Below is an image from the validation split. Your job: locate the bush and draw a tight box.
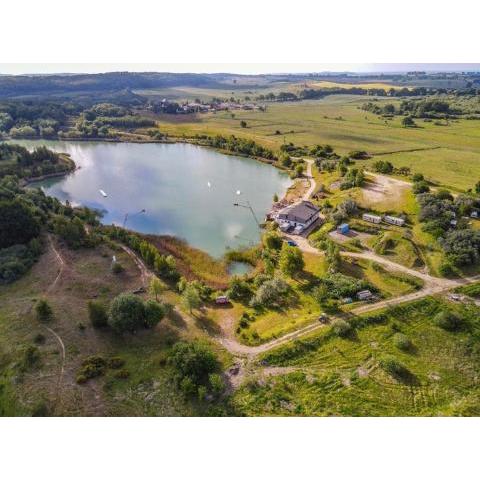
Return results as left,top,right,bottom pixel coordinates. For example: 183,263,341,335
413,181,430,194
108,293,146,333
393,333,413,351
114,369,130,379
227,276,252,301
112,261,124,274
208,373,225,396
78,355,107,380
250,277,290,308
33,333,46,344
35,299,53,322
22,345,41,370
88,300,109,329
331,319,353,338
107,357,125,369
379,355,411,380
144,300,165,328
434,311,463,332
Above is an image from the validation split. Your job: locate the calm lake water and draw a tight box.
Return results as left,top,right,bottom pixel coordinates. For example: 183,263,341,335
17,140,291,257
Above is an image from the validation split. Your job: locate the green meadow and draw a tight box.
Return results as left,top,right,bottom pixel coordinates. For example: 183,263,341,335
155,95,480,191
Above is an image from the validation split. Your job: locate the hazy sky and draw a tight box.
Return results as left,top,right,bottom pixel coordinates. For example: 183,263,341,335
1,63,480,75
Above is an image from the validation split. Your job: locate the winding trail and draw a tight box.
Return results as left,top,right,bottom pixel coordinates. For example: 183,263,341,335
44,325,66,412
44,235,68,413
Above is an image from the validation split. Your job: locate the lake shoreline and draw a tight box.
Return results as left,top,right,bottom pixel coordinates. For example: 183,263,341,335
19,139,293,257
15,135,299,203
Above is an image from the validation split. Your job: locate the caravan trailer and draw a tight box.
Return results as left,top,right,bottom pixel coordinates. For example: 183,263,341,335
362,213,382,224
384,215,405,227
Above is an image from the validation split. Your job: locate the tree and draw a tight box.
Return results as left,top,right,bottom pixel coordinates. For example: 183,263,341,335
144,300,165,328
250,277,290,308
149,276,164,302
168,341,218,396
325,241,341,273
227,276,252,301
240,120,247,128
294,163,304,178
35,299,53,322
53,216,87,249
273,193,279,202
279,243,304,277
108,293,145,333
88,300,108,328
263,231,283,250
373,160,394,174
182,283,202,313
475,181,480,194
402,116,416,127
0,199,40,249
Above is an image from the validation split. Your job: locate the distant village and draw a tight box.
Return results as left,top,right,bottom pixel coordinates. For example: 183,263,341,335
146,98,267,115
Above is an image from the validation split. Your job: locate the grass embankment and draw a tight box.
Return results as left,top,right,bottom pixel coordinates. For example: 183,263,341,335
233,297,480,416
144,234,231,289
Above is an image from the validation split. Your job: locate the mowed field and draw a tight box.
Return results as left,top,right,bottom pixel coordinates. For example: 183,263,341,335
307,81,406,90
154,95,480,191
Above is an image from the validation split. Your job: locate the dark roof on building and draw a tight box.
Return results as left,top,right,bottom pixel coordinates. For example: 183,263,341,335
278,201,320,223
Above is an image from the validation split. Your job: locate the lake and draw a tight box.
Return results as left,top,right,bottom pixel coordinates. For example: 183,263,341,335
17,140,291,257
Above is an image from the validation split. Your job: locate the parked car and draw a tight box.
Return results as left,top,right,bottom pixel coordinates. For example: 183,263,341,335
318,313,329,324
287,240,298,247
215,295,230,305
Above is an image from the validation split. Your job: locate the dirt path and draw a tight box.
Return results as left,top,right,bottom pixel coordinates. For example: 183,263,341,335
302,159,316,201
44,325,66,413
118,244,153,287
47,234,67,293
44,235,68,412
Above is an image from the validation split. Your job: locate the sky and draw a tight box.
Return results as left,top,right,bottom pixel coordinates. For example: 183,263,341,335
1,63,480,75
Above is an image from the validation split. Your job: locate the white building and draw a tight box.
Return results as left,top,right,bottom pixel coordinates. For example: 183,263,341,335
276,201,320,232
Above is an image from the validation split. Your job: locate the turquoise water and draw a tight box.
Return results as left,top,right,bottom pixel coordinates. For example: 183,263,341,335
227,261,253,276
19,140,290,257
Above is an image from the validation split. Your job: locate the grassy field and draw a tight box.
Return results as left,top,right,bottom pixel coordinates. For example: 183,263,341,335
153,95,480,191
233,297,480,416
0,236,231,416
307,81,406,90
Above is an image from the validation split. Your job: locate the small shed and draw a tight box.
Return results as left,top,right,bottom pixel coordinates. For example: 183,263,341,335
357,290,373,301
337,223,350,235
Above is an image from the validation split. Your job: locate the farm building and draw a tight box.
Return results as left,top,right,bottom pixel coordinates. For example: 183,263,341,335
337,223,350,235
277,201,320,232
362,213,382,224
384,215,405,227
